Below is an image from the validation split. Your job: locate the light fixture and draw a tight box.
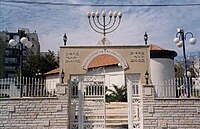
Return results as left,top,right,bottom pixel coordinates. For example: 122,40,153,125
9,36,32,48
60,69,65,84
118,63,121,67
63,33,67,46
173,37,179,44
144,32,148,45
102,11,106,17
176,28,181,32
187,71,192,78
189,38,196,45
176,40,183,48
9,39,17,46
145,71,149,85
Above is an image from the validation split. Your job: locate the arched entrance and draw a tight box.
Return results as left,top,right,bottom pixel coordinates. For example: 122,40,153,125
82,49,128,70
70,49,142,129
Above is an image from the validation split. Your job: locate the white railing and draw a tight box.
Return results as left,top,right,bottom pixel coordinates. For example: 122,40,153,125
0,76,56,98
154,77,200,98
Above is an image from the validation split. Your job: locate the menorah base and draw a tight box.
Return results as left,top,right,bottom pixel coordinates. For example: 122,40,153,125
97,37,111,46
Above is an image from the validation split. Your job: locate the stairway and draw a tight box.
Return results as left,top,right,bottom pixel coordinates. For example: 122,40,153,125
106,102,128,129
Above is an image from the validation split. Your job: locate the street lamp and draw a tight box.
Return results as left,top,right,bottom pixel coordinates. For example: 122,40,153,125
9,30,32,97
173,28,197,97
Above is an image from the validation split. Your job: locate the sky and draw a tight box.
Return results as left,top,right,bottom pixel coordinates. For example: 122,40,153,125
0,0,200,56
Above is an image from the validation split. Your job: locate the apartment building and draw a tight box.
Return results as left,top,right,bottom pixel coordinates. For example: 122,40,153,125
0,28,40,78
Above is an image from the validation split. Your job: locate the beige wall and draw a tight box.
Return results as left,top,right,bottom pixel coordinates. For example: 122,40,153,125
0,84,70,129
142,85,200,129
60,45,150,84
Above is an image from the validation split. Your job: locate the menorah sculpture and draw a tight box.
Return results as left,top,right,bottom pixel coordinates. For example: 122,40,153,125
87,11,122,45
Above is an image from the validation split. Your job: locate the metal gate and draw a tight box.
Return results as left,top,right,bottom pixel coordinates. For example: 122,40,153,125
70,75,106,129
127,74,143,129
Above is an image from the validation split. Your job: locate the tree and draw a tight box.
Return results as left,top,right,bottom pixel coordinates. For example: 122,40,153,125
175,60,196,78
106,85,127,102
39,50,59,75
23,50,59,77
175,62,184,78
190,59,200,77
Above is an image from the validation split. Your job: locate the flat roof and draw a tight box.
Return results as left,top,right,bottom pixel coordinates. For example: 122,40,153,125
60,44,150,48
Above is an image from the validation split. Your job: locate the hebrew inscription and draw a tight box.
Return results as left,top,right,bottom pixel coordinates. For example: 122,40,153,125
130,51,145,63
65,52,81,63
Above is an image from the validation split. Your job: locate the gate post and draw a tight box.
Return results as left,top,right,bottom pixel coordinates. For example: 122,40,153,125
56,83,70,129
127,77,133,129
126,74,142,129
78,76,84,129
141,84,155,129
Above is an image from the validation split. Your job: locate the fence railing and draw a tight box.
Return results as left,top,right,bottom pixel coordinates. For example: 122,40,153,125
154,77,200,98
0,76,56,98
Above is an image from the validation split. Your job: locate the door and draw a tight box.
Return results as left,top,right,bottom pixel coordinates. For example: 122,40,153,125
70,75,106,129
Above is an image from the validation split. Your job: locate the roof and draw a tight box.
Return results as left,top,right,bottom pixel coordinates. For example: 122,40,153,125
150,44,166,50
60,45,149,48
150,44,177,59
44,68,59,75
88,54,119,68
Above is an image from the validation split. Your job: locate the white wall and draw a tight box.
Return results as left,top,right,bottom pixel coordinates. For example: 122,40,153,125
87,66,125,92
105,72,125,91
150,58,175,84
46,74,59,93
150,58,175,97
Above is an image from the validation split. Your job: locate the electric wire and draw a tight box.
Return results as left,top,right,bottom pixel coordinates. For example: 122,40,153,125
1,0,200,7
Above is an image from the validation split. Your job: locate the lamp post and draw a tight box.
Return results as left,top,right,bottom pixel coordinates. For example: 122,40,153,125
173,28,197,97
144,32,148,45
87,11,122,44
9,30,32,97
63,33,67,46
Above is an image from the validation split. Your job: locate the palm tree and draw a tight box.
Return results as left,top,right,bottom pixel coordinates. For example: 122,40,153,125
106,85,127,102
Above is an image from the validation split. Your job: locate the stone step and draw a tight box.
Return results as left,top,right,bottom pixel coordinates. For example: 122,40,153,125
106,113,128,115
106,118,128,121
106,122,128,126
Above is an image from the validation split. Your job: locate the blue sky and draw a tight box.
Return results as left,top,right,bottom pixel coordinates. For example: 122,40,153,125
0,0,200,56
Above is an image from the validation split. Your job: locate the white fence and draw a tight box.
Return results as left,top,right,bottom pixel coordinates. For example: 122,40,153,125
155,77,200,98
0,76,56,98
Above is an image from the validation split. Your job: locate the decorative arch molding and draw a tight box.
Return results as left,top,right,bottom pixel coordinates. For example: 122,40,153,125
82,49,128,70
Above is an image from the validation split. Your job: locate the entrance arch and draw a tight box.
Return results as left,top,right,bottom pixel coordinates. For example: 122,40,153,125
70,49,142,129
82,49,128,70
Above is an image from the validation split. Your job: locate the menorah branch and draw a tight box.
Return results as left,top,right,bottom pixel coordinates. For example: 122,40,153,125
92,17,104,30
105,18,117,30
97,17,104,27
105,17,112,27
88,18,104,35
105,19,121,35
